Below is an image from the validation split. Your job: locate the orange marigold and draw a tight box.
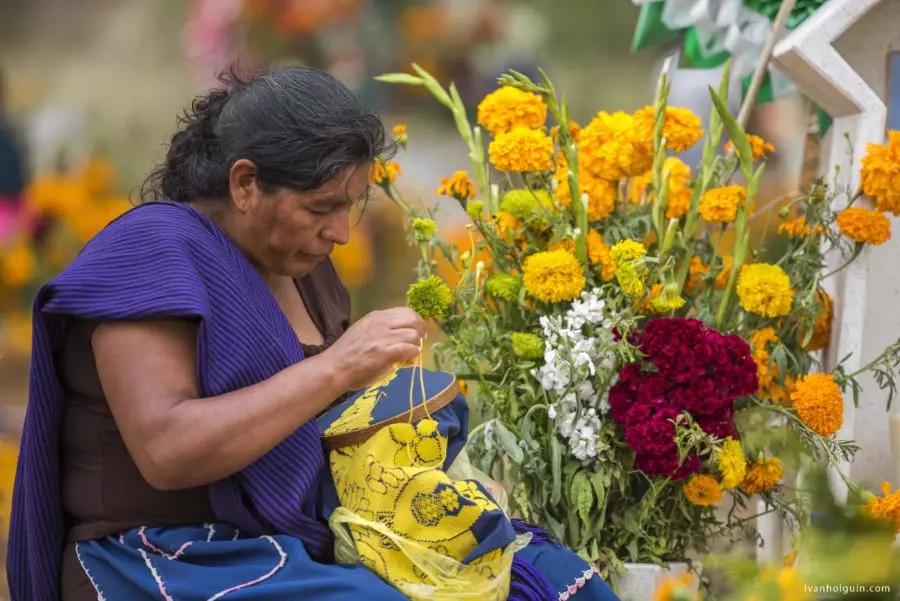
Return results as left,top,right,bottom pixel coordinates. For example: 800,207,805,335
578,111,652,180
778,217,823,238
686,255,733,293
370,161,401,185
555,167,618,222
489,128,554,172
699,185,748,223
435,171,477,201
860,131,900,215
477,87,548,136
725,134,775,160
682,474,723,506
626,158,692,219
739,457,784,494
634,106,703,153
863,482,900,532
800,289,832,352
628,170,653,204
790,373,843,437
587,229,616,281
835,207,891,245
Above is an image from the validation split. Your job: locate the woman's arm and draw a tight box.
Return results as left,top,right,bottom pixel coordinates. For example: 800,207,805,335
93,308,425,491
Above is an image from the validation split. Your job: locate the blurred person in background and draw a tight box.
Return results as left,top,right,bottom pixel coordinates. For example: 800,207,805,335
8,65,618,601
0,70,28,242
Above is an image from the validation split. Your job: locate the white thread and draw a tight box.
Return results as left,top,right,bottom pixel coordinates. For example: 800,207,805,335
74,542,107,601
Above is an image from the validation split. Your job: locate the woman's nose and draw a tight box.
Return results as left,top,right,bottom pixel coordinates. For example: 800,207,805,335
322,213,350,245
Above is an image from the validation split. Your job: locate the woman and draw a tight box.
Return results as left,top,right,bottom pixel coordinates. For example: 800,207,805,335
8,66,618,601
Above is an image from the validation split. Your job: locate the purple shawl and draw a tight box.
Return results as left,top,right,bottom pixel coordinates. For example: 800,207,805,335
8,200,555,601
8,202,332,600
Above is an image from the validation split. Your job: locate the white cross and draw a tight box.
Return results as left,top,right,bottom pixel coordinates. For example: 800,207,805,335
762,0,896,563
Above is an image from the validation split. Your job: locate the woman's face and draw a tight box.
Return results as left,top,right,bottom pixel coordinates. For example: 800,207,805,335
226,160,370,278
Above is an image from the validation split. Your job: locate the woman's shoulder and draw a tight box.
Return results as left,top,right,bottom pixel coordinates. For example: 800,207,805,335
98,201,216,242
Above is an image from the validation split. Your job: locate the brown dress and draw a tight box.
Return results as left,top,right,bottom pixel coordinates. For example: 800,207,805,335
57,259,351,600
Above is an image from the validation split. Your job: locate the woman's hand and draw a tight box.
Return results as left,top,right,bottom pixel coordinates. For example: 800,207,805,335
321,307,427,392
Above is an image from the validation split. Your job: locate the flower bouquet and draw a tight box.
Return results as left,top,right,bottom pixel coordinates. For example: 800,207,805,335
371,63,900,577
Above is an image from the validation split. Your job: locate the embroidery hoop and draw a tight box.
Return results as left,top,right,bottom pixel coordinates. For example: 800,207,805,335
318,366,462,450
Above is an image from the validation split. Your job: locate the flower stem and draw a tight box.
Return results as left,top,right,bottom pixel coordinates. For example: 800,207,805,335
821,243,863,280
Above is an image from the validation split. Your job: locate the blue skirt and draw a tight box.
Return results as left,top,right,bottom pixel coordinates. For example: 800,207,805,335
74,524,619,600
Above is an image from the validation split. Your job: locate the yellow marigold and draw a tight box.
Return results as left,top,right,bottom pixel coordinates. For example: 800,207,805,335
725,134,775,160
717,437,747,490
555,167,617,221
610,239,647,267
683,474,723,506
587,230,616,281
489,128,554,173
860,131,900,215
370,160,401,185
737,263,794,318
436,171,477,201
836,206,891,245
863,482,900,532
648,282,686,314
740,457,784,494
522,249,585,303
699,184,748,223
457,379,469,396
578,111,652,180
634,106,703,153
778,217,823,238
790,373,843,437
800,289,832,352
477,86,548,136
653,572,698,601
617,263,646,298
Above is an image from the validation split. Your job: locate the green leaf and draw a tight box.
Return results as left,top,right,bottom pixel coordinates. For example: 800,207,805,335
550,435,562,506
544,512,565,541
411,63,453,109
590,472,608,507
571,471,594,527
494,421,524,464
627,539,640,562
709,86,753,178
374,73,425,86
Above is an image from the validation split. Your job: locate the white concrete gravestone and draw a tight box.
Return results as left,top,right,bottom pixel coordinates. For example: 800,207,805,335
774,0,900,494
762,0,900,560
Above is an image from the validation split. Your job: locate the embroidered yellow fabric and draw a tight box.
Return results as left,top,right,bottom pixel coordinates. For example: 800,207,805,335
326,360,523,600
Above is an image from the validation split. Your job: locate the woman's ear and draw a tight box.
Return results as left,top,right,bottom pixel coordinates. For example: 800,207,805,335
228,159,259,213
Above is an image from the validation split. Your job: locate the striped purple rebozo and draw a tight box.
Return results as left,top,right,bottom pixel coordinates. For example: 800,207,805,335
7,201,333,601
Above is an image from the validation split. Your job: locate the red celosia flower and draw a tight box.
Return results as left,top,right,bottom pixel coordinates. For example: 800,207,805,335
609,318,757,478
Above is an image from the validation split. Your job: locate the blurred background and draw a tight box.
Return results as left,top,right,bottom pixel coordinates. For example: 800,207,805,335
0,1,815,596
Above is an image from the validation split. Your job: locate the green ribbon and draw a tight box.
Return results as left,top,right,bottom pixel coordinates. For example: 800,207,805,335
743,0,829,29
630,0,832,132
631,2,683,53
681,27,731,69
